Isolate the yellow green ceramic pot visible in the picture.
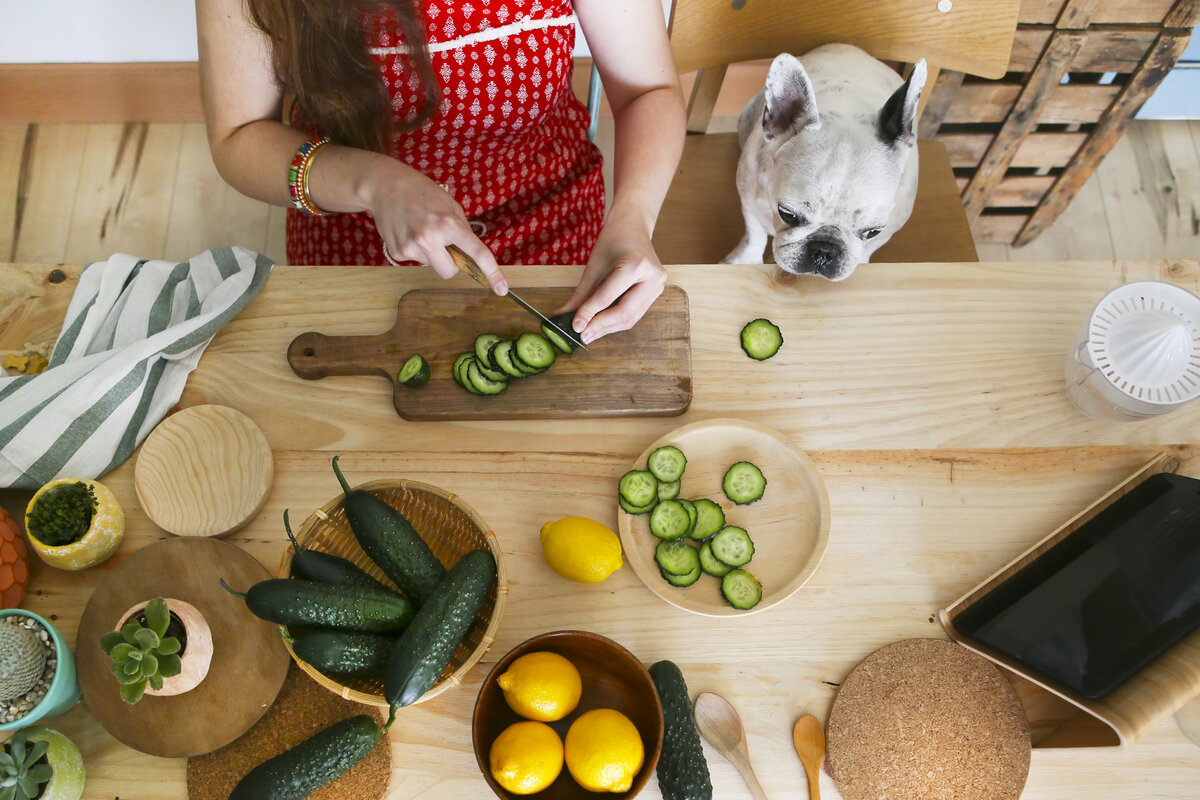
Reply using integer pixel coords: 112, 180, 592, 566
25, 479, 124, 571
14, 725, 87, 800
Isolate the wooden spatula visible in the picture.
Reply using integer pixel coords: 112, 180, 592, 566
793, 714, 825, 800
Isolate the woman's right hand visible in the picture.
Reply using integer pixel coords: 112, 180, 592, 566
362, 160, 508, 294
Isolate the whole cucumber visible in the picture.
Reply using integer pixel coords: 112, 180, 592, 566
228, 714, 380, 800
283, 509, 391, 592
649, 660, 713, 800
332, 456, 446, 604
227, 578, 414, 633
292, 629, 396, 678
385, 548, 496, 715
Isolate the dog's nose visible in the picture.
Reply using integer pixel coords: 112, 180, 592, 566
806, 239, 844, 275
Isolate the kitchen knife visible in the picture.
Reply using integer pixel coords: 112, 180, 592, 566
445, 244, 588, 351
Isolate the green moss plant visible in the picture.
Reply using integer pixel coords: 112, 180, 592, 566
27, 481, 97, 546
99, 597, 182, 704
0, 728, 52, 800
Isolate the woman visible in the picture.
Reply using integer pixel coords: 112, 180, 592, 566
196, 0, 685, 344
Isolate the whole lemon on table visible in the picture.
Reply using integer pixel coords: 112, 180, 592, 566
489, 720, 565, 795
564, 708, 645, 793
540, 516, 623, 583
497, 651, 583, 722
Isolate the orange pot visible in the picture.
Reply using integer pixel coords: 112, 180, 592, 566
0, 506, 29, 607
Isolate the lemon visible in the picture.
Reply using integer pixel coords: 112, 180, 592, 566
540, 516, 623, 583
564, 708, 645, 793
497, 651, 583, 722
489, 720, 564, 795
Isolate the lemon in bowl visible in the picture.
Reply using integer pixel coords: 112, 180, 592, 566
497, 651, 583, 722
540, 517, 623, 583
489, 720, 564, 795
565, 708, 646, 793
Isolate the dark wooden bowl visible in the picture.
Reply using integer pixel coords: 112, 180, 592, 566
472, 630, 664, 799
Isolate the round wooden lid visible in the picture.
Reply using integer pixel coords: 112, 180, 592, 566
827, 638, 1031, 800
135, 405, 273, 537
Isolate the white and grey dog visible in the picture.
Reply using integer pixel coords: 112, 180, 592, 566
724, 44, 927, 281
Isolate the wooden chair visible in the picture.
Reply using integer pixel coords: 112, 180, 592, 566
653, 0, 1021, 265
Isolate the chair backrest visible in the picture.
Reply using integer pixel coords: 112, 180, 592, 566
669, 0, 1020, 131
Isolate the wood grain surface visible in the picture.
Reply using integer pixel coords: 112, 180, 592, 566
4, 260, 1200, 800
134, 405, 273, 538
74, 537, 290, 758
287, 285, 692, 420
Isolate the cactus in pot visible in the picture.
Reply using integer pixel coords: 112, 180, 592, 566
0, 623, 46, 704
100, 597, 183, 704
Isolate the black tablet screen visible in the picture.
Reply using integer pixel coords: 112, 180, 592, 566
954, 472, 1200, 699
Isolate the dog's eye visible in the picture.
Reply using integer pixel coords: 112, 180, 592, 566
778, 205, 806, 227
861, 227, 883, 240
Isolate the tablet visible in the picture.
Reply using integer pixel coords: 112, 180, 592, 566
954, 472, 1200, 699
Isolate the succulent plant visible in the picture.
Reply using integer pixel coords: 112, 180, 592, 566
99, 597, 182, 704
0, 622, 46, 703
0, 728, 52, 800
26, 481, 97, 546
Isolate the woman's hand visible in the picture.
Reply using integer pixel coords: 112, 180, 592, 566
361, 159, 508, 293
560, 211, 667, 344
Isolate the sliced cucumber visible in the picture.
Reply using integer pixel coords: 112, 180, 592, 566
474, 357, 508, 383
657, 479, 681, 501
709, 525, 754, 567
541, 322, 577, 355
491, 340, 526, 379
662, 564, 701, 587
619, 496, 657, 515
698, 541, 734, 577
618, 469, 659, 508
647, 445, 688, 482
397, 353, 430, 387
721, 568, 762, 610
649, 499, 692, 540
740, 318, 783, 360
655, 539, 700, 576
690, 498, 726, 541
466, 359, 507, 395
514, 332, 556, 369
723, 461, 766, 505
474, 333, 504, 368
677, 498, 697, 535
453, 353, 480, 394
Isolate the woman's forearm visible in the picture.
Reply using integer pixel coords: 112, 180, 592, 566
606, 83, 686, 234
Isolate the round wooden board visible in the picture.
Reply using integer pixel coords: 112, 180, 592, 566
616, 418, 830, 617
135, 405, 273, 537
75, 537, 290, 758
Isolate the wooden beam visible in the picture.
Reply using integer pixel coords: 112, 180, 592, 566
0, 63, 205, 124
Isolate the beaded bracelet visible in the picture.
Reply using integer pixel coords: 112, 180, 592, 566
287, 137, 333, 216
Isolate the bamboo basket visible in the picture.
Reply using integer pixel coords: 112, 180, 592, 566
277, 479, 508, 708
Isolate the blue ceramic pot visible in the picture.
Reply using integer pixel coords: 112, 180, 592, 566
0, 609, 82, 730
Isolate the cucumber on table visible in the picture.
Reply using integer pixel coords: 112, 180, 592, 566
740, 318, 783, 360
284, 510, 390, 592
649, 660, 713, 800
228, 714, 381, 800
384, 548, 496, 723
289, 629, 397, 678
225, 578, 414, 633
332, 455, 446, 605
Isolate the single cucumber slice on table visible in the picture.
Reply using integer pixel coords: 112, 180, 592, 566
740, 318, 783, 360
698, 541, 734, 577
397, 353, 430, 387
649, 499, 693, 540
723, 461, 766, 505
689, 498, 726, 541
647, 445, 688, 482
514, 331, 557, 369
709, 525, 755, 567
618, 469, 659, 508
721, 568, 763, 610
655, 539, 700, 576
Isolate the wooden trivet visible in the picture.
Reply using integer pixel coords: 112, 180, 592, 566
827, 638, 1030, 800
187, 664, 391, 800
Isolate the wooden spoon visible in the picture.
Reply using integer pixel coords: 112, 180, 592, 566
693, 691, 768, 800
792, 714, 825, 800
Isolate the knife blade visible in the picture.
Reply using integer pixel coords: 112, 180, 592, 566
445, 244, 588, 352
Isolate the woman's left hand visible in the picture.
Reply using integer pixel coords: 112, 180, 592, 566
558, 213, 667, 344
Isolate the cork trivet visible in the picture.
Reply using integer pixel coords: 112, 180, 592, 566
187, 664, 391, 800
827, 638, 1030, 800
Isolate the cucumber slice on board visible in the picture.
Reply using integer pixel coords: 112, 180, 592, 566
723, 461, 766, 505
397, 354, 430, 387
473, 333, 504, 368
490, 340, 527, 379
740, 318, 783, 360
514, 332, 557, 369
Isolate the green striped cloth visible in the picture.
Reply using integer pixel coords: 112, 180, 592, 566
0, 248, 273, 489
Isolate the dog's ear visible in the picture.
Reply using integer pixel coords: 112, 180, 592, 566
878, 59, 926, 147
762, 53, 819, 143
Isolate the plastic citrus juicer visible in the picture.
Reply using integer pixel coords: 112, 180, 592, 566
1065, 280, 1200, 420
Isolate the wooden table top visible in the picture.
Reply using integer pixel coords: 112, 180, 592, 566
3, 259, 1200, 799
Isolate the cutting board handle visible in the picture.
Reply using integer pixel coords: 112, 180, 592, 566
288, 331, 399, 380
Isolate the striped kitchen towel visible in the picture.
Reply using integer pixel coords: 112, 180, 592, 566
0, 247, 273, 489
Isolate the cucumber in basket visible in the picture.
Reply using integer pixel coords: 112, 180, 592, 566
331, 455, 446, 605
223, 578, 414, 634
283, 510, 390, 592
288, 629, 397, 678
228, 714, 381, 800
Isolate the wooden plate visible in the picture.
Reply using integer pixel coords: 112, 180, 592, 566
75, 537, 290, 758
616, 419, 830, 617
134, 405, 273, 537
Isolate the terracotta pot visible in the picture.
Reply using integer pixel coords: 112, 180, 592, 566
26, 478, 124, 571
115, 598, 213, 697
0, 506, 29, 607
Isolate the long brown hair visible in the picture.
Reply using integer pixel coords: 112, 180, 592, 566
245, 0, 439, 152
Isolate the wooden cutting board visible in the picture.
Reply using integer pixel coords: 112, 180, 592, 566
287, 285, 691, 420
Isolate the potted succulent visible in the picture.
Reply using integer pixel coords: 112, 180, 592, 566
0, 507, 29, 607
0, 611, 81, 731
0, 724, 86, 800
101, 597, 213, 704
25, 479, 124, 571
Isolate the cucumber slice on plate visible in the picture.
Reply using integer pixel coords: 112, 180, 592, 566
649, 499, 693, 540
657, 479, 682, 502
655, 539, 700, 576
698, 541, 733, 577
709, 525, 755, 567
740, 318, 783, 360
619, 496, 657, 515
397, 353, 430, 387
618, 469, 659, 508
723, 461, 766, 505
662, 564, 702, 587
647, 445, 688, 482
721, 568, 763, 610
690, 498, 726, 541
676, 498, 697, 535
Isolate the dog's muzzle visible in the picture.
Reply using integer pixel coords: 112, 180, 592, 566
803, 236, 846, 279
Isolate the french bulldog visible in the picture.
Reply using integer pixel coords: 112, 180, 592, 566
723, 43, 927, 281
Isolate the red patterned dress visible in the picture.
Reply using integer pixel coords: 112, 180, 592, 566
286, 0, 605, 266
